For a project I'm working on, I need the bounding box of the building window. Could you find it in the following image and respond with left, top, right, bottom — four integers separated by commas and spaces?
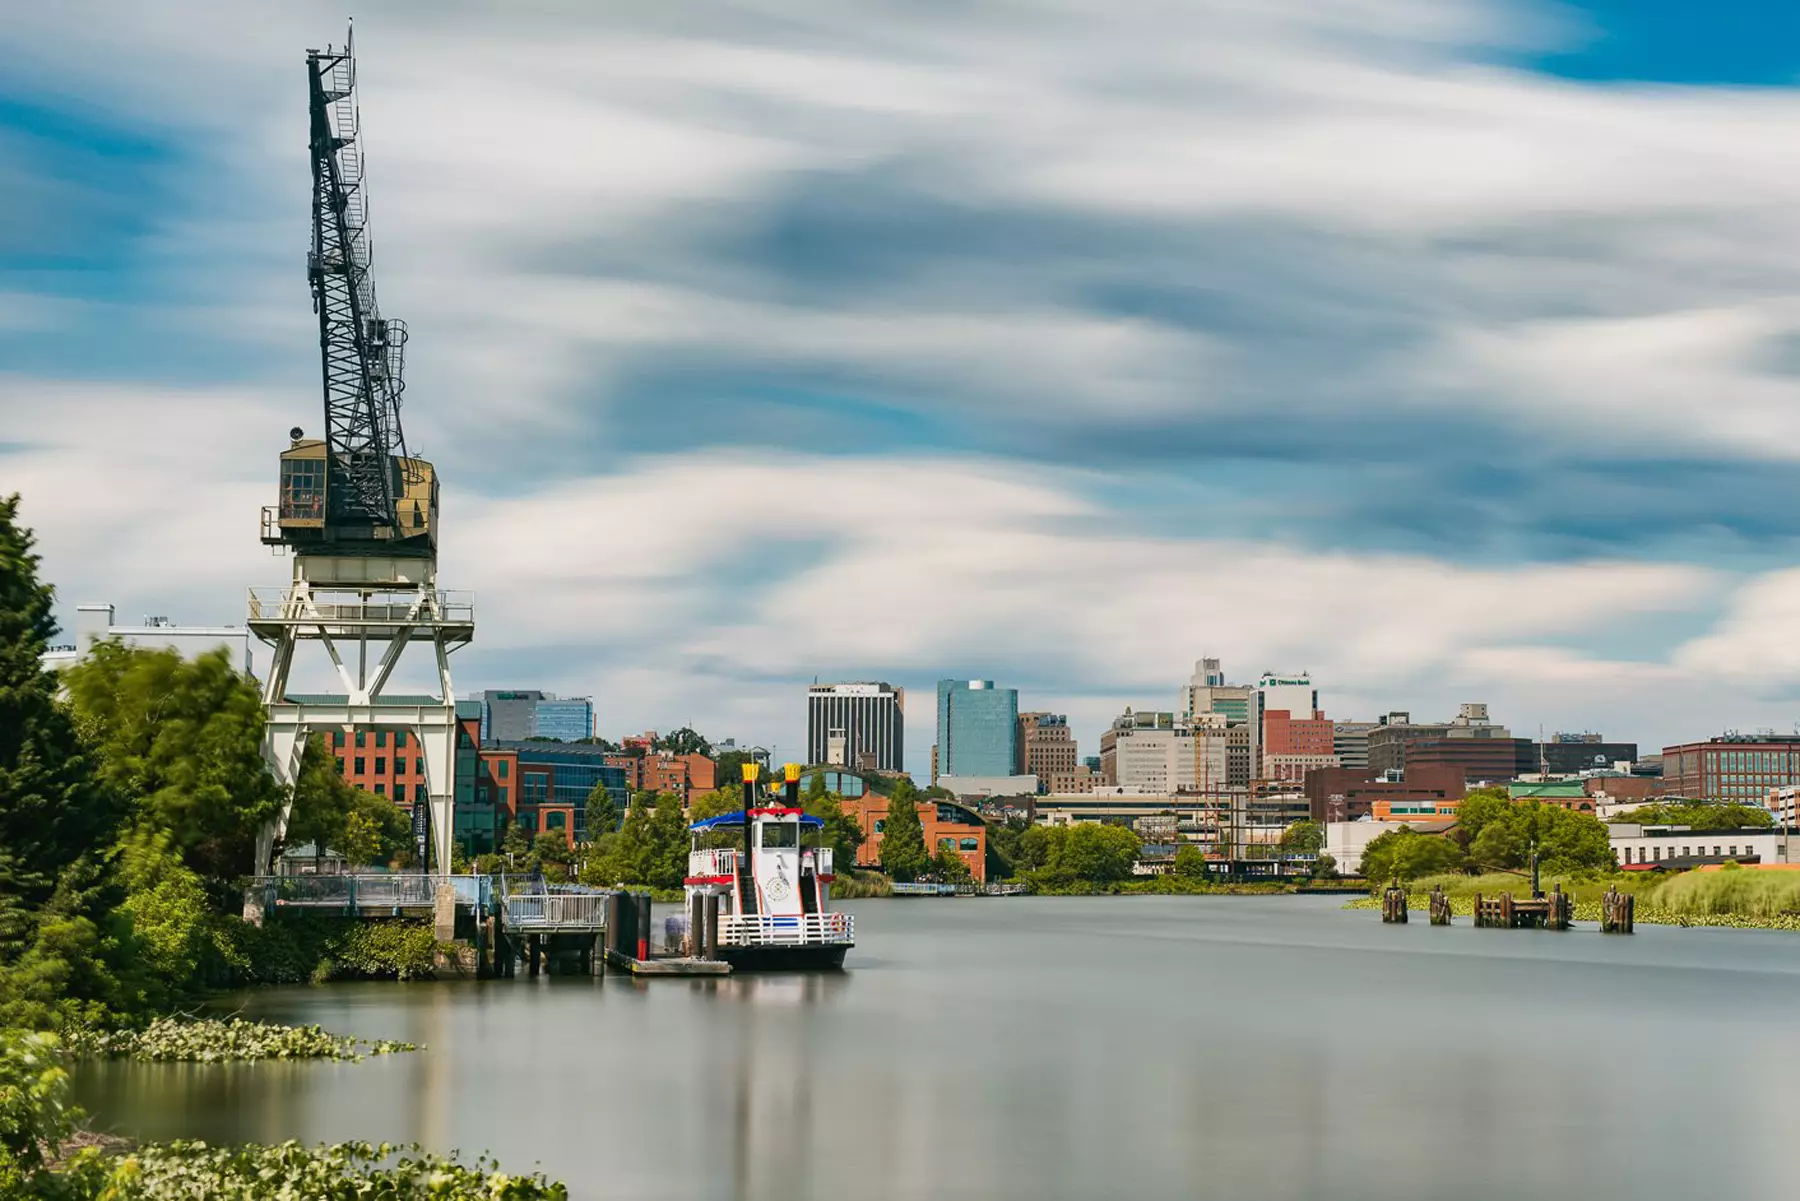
394, 757, 407, 776
498, 761, 510, 778
375, 730, 387, 748
939, 838, 957, 851
333, 730, 345, 748
337, 758, 346, 775
356, 731, 366, 748
375, 757, 386, 775
498, 786, 509, 805
354, 757, 365, 774
393, 731, 407, 749
546, 811, 566, 830
375, 784, 386, 796
873, 820, 886, 834
960, 837, 979, 851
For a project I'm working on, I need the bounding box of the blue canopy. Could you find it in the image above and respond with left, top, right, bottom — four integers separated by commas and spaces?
689, 810, 824, 832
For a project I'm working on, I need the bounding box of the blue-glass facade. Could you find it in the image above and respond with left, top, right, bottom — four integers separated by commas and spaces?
494, 741, 630, 841
936, 679, 1019, 778
534, 698, 594, 741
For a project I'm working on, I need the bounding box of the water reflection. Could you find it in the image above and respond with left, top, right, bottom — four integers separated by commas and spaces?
70, 899, 1800, 1201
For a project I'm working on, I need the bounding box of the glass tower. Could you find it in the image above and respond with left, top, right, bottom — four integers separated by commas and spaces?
936, 680, 1020, 778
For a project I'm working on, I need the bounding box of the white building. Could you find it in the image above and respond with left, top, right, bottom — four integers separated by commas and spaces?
1258, 672, 1318, 722
936, 774, 1039, 799
1323, 817, 1456, 876
1608, 823, 1797, 869
42, 603, 252, 674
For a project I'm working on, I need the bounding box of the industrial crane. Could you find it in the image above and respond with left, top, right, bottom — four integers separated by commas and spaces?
247, 30, 471, 887
263, 27, 436, 557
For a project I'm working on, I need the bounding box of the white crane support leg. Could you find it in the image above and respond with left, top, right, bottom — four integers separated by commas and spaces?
247, 554, 474, 880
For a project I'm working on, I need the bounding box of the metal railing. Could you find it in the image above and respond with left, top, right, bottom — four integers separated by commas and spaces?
247, 588, 475, 625
501, 890, 609, 931
688, 849, 739, 878
718, 912, 854, 947
256, 873, 435, 909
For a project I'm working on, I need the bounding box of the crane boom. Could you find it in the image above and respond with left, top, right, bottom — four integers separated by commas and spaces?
305, 30, 410, 529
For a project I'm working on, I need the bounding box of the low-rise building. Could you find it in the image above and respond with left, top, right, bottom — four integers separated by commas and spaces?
487, 741, 631, 846
43, 603, 252, 674
841, 793, 987, 882
1609, 823, 1797, 870
1324, 818, 1457, 876
1302, 765, 1465, 822
1662, 735, 1800, 804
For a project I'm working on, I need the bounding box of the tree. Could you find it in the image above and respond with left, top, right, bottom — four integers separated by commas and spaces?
1360, 826, 1464, 882
1277, 819, 1324, 855
0, 494, 121, 937
1173, 844, 1210, 879
585, 782, 620, 838
805, 770, 828, 804
986, 817, 1028, 880
1613, 802, 1774, 831
1453, 786, 1514, 847
879, 794, 929, 882
803, 788, 864, 869
1465, 801, 1615, 876
532, 832, 573, 881
1312, 851, 1338, 879
656, 727, 712, 757
928, 846, 974, 884
63, 642, 283, 886
1051, 823, 1141, 882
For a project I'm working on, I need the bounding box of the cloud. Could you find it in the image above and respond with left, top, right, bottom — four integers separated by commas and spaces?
6, 0, 1800, 766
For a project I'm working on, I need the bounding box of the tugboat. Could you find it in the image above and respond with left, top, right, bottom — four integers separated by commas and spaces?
684, 763, 855, 969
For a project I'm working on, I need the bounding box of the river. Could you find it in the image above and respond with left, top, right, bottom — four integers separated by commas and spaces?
72, 896, 1800, 1200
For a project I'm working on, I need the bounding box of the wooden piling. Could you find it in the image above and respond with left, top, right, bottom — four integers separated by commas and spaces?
527, 934, 541, 978
1498, 892, 1513, 928
1381, 885, 1408, 923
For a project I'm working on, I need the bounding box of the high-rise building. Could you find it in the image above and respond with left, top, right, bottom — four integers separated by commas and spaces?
936, 680, 1020, 778
807, 682, 905, 773
475, 690, 595, 743
533, 697, 595, 742
1018, 712, 1078, 783
1333, 721, 1379, 771
1099, 710, 1198, 792
1179, 658, 1261, 775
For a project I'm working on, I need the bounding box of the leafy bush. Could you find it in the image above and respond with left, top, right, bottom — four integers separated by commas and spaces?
214, 916, 440, 985
64, 1016, 415, 1063
96, 1140, 569, 1199
1, 1029, 81, 1191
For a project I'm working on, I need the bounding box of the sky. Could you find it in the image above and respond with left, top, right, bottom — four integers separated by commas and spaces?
5, 0, 1800, 777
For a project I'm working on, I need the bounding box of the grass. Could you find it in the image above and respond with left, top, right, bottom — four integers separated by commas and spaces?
1353, 868, 1800, 931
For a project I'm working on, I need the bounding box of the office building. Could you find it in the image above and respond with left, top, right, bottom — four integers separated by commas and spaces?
1018, 712, 1079, 784
1333, 721, 1378, 771
1610, 823, 1796, 870
1180, 658, 1260, 766
1302, 764, 1467, 822
1099, 710, 1198, 792
1663, 735, 1800, 804
42, 603, 252, 674
1257, 672, 1318, 727
1526, 733, 1639, 775
475, 689, 595, 743
486, 741, 631, 846
1263, 706, 1337, 782
842, 793, 988, 883
936, 679, 1020, 779
807, 682, 905, 772
1366, 704, 1524, 786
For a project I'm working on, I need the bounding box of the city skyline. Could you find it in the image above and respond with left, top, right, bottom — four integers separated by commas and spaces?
11, 1, 1800, 782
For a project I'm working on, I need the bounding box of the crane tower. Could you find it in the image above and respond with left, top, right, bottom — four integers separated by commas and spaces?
248, 30, 472, 879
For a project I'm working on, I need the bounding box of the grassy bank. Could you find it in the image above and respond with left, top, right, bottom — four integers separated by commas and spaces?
1349, 870, 1800, 931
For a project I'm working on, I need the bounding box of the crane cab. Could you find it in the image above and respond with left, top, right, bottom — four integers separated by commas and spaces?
262, 430, 438, 557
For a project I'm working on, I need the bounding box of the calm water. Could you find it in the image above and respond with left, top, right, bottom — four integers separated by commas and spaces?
73, 897, 1800, 1200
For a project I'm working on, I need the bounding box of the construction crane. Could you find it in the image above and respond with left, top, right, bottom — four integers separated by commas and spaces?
263, 26, 436, 558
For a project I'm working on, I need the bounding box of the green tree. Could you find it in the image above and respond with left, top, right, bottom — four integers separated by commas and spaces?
986, 817, 1027, 880
1453, 786, 1514, 846
585, 783, 620, 838
1466, 801, 1615, 876
532, 832, 573, 881
0, 1028, 86, 1191
655, 727, 713, 756
63, 642, 283, 886
928, 846, 974, 884
879, 794, 929, 882
0, 494, 121, 941
803, 788, 864, 869
1613, 802, 1774, 831
1050, 823, 1141, 882
1173, 844, 1210, 879
1016, 824, 1056, 872
1360, 826, 1465, 882
1277, 819, 1325, 855
805, 770, 828, 804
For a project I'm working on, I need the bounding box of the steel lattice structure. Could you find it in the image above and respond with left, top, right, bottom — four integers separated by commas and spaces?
306, 32, 411, 528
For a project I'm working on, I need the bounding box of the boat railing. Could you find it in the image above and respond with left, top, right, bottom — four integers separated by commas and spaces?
718, 912, 854, 946
689, 849, 739, 878
813, 847, 833, 877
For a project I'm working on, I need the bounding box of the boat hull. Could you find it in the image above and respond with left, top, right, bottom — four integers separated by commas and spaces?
716, 942, 851, 971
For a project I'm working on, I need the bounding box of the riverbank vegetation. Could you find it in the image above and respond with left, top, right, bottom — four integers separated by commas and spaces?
65, 1016, 416, 1063
2, 1028, 563, 1198
1353, 865, 1800, 930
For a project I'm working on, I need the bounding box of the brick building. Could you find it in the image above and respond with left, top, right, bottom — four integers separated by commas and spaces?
1301, 764, 1466, 822
1366, 704, 1524, 786
1662, 735, 1800, 804
1018, 712, 1079, 785
842, 794, 988, 883
485, 741, 630, 847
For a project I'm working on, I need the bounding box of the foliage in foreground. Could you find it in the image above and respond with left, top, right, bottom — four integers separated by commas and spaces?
3, 1028, 561, 1198
65, 1016, 416, 1063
